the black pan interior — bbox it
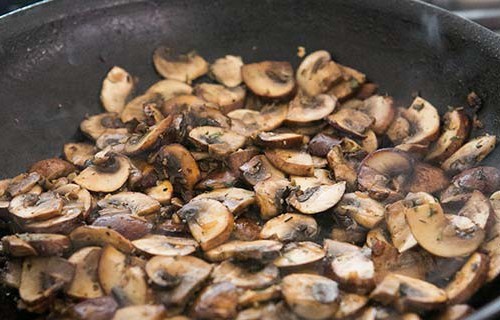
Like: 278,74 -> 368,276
0,0 -> 499,319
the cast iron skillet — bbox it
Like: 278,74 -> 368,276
0,0 -> 499,319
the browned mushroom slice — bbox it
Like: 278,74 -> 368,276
195,169 -> 238,191
435,304 -> 474,320
308,132 -> 342,157
113,265 -> 151,305
227,147 -> 260,177
240,155 -> 286,186
176,199 -> 234,250
457,191 -> 493,229
68,296 -> 118,320
406,162 -> 449,193
228,103 -> 288,137
254,178 -> 291,219
98,245 -> 127,295
98,192 -> 160,216
385,201 -> 417,253
70,225 -> 134,253
441,135 -> 496,174
153,47 -> 208,82
190,282 -> 239,319
147,79 -> 194,100
361,130 -> 379,153
233,217 -> 262,241
370,273 -> 447,312
193,188 -> 255,215
92,213 -> 152,240
0,260 -> 22,289
132,234 -> 198,256
123,116 -> 173,155
242,61 -> 295,98
95,132 -> 129,153
238,285 -> 281,308
205,240 -> 282,262
286,94 -> 337,124
74,154 -> 131,193
260,213 -> 318,242
335,191 -> 385,228
194,83 -> 246,114
425,109 -> 470,163
399,97 -> 440,144
327,146 -> 358,190
6,172 -> 41,197
66,246 -> 103,299
210,55 -> 244,87
80,112 -> 127,140
386,112 -> 411,145
324,239 -> 375,293
291,169 -> 334,190
144,180 -> 173,205
296,50 -> 342,96
159,93 -> 204,114
274,241 -> 325,268
445,252 -> 488,304
113,305 -> 165,320
358,95 -> 396,134
289,182 -> 346,215
8,192 -> 64,222
63,142 -> 96,167
441,166 -> 500,204
327,108 -> 373,138
489,190 -> 500,237
2,233 -> 70,257
120,92 -> 159,123
100,66 -> 135,114
394,143 -> 428,159
29,158 -> 75,181
404,202 -> 484,258
189,126 -> 247,159
255,131 -> 304,149
357,148 -> 413,201
265,149 -> 314,176
19,256 -> 75,306
282,273 -> 339,320
212,260 -> 279,289
334,293 -> 368,319
482,235 -> 500,282
236,302 -> 298,320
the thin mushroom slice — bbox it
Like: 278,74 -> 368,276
441,166 -> 500,204
100,66 -> 135,114
282,273 -> 339,320
97,192 -> 160,216
98,245 -> 127,295
400,97 -> 440,144
286,94 -> 337,124
210,55 -> 244,87
386,111 -> 412,145
327,108 -> 373,138
212,260 -> 279,289
236,302 -> 298,320
291,168 -> 335,190
146,79 -> 194,99
406,162 -> 449,193
176,199 -> 234,251
205,240 -> 283,262
194,83 -> 246,114
435,305 -> 474,320
308,132 -> 342,157
2,233 -> 70,257
238,285 -> 282,307
112,305 -> 165,320
0,260 -> 22,289
335,191 -> 385,229
153,47 -> 208,83
327,145 -> 358,190
92,213 -> 152,240
359,95 -> 395,134
385,201 -> 417,253
74,154 -> 131,193
482,235 -> 500,282
63,142 -> 96,167
265,149 -> 314,176
123,115 -> 173,155
8,192 -> 64,222
274,241 -> 325,268
457,190 -> 493,229
404,202 -> 485,258
66,246 -> 103,299
192,187 -> 255,215
296,50 -> 342,96
145,180 -> 173,205
29,158 -> 75,180
228,103 -> 288,137
239,155 -> 286,186
113,265 -> 151,305
132,234 -> 198,256
95,131 -> 130,152
255,131 -> 305,149
241,61 -> 295,98
80,112 -> 127,141
188,126 -> 247,159
288,182 -> 346,215
191,282 -> 239,319
6,172 -> 41,197
69,225 -> 134,253
334,293 -> 369,319
441,135 -> 497,174
260,213 -> 318,242
445,252 -> 489,304
254,178 -> 291,220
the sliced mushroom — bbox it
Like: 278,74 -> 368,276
441,135 -> 496,174
274,241 -> 325,268
69,296 -> 119,320
406,162 -> 449,193
153,47 -> 208,83
289,182 -> 346,215
359,95 -> 395,135
457,191 -> 492,229
291,169 -> 334,190
95,132 -> 130,152
192,188 -> 255,215
327,108 -> 373,138
260,213 -> 318,242
2,233 -> 70,257
238,285 -> 282,308
194,83 -> 246,114
210,55 -> 244,87
335,191 -> 385,228
441,166 -> 500,204
66,246 -> 103,299
123,116 -> 173,155
205,240 -> 282,262
394,143 -> 428,159
255,131 -> 305,149
265,149 -> 314,176
228,103 -> 288,137
240,155 -> 286,186
232,217 -> 262,241
242,61 -> 295,98
296,50 -> 342,96
227,147 -> 260,177
0,260 -> 22,289
489,190 -> 500,237
482,235 -> 500,282
308,132 -> 342,157
100,66 -> 135,114
98,245 -> 127,295
177,199 -> 234,250
92,213 -> 152,240
425,109 -> 470,163
435,304 -> 474,320
190,282 -> 239,319
113,265 -> 151,305
132,234 -> 198,256
400,97 -> 440,144
334,292 -> 368,319
8,192 -> 64,222
7,172 -> 41,197
254,178 -> 291,219
385,201 -> 417,253
286,94 -> 336,124
112,305 -> 165,320
386,112 -> 411,145
74,154 -> 131,193
212,260 -> 279,289
29,158 -> 75,180
327,146 -> 358,190
63,142 -> 96,167
282,273 -> 339,320
98,192 -> 160,216
80,113 -> 127,141
361,129 -> 379,153
121,92 -> 163,123
189,126 -> 247,159
404,202 -> 485,257
445,252 -> 488,304
236,302 -> 298,320
69,226 -> 134,253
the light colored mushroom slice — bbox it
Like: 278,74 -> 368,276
445,252 -> 488,304
160,93 -> 204,114
274,241 -> 325,268
327,108 -> 373,138
482,235 -> 500,282
194,83 -> 246,114
255,131 -> 304,149
296,50 -> 342,96
98,245 -> 127,295
8,192 -> 64,222
19,256 -> 75,305
153,47 -> 208,82
291,169 -> 334,190
74,154 -> 131,193
145,180 -> 173,205
123,116 -> 173,155
361,129 -> 379,153
210,55 -> 244,87
228,103 -> 288,137
238,285 -> 282,307
395,143 -> 428,159
334,293 -> 368,319
242,61 -> 295,98
282,273 -> 339,320
386,112 -> 411,145
289,182 -> 346,215
112,265 -> 151,305
370,273 -> 447,312
442,166 -> 500,204
335,191 -> 385,228
29,158 -> 75,180
146,79 -> 194,99
265,149 -> 314,176
324,239 -> 375,293
80,112 -> 127,141
286,94 -> 337,124
260,213 -> 318,242
100,66 -> 135,114
112,305 -> 165,320
191,282 -> 239,319
457,190 -> 493,229
205,240 -> 283,262
70,226 -> 134,253
425,109 -> 470,163
404,202 -> 484,258
327,145 -> 358,190
400,97 -> 440,144
176,199 -> 234,251
236,302 -> 298,320
95,132 -> 129,152
98,192 -> 160,216
132,234 -> 198,256
385,201 -> 417,253
240,155 -> 286,186
2,233 -> 70,257
435,304 -> 474,320
357,148 -> 413,201
6,172 -> 41,197
490,190 -> 500,237
63,142 -> 96,167
441,135 -> 496,174
193,187 -> 255,215
0,260 -> 22,289
407,162 -> 449,193
254,178 -> 291,220
212,260 -> 279,289
188,126 -> 247,159
66,246 -> 103,299
359,95 -> 395,134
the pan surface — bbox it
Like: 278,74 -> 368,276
0,0 -> 499,319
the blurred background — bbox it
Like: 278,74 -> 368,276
1,0 -> 500,33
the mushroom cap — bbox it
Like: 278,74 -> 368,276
100,66 -> 135,114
